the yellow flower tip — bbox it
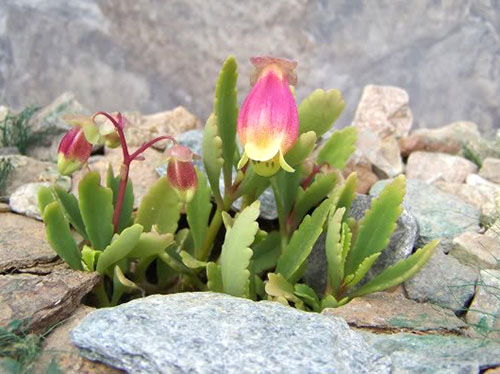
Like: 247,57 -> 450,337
237,152 -> 249,170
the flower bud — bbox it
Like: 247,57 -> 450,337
237,56 -> 299,177
57,127 -> 92,176
165,145 -> 198,202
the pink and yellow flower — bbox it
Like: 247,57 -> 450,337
165,144 -> 198,202
57,126 -> 92,176
237,56 -> 299,177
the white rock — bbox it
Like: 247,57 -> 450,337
451,231 -> 500,270
479,158 -> 500,184
406,151 -> 477,183
9,182 -> 51,220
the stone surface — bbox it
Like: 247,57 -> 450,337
3,1 -> 499,132
0,155 -> 67,200
305,194 -> 418,294
406,151 -> 478,183
0,264 -> 99,333
8,182 -> 50,220
399,121 -> 480,157
404,245 -> 478,313
0,202 -> 9,212
322,292 -> 467,335
125,107 -> 201,149
370,179 -> 481,244
0,147 -> 20,155
342,155 -> 378,194
35,306 -> 123,374
480,158 -> 500,184
352,85 -> 412,138
363,332 -> 500,374
71,292 -> 391,374
451,231 -> 500,270
0,212 -> 56,272
466,269 -> 500,339
356,130 -> 403,178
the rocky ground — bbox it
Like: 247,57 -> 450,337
1,87 -> 500,373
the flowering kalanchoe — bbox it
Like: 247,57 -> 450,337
165,144 -> 198,202
63,114 -> 122,148
237,56 -> 299,177
57,126 -> 92,176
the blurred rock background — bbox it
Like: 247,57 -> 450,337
0,0 -> 499,132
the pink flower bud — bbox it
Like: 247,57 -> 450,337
165,145 -> 198,202
237,56 -> 299,177
57,127 -> 92,176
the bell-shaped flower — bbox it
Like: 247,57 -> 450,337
57,126 -> 92,176
165,144 -> 198,202
237,56 -> 299,177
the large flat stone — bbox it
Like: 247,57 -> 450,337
450,231 -> 500,270
0,212 -> 56,272
71,292 -> 391,374
322,292 -> 467,335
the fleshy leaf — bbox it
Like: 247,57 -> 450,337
111,265 -> 143,305
344,175 -> 405,276
325,207 -> 346,295
37,186 -> 56,216
135,178 -> 181,234
219,201 -> 260,297
298,89 -> 345,137
348,240 -> 439,299
274,167 -> 302,219
180,251 -> 208,269
186,169 -> 212,259
340,222 -> 352,269
206,262 -> 223,292
343,252 -> 381,289
276,197 -> 333,281
293,172 -> 338,226
284,131 -> 317,167
265,273 -> 305,309
214,56 -> 238,187
81,245 -> 99,272
294,283 -> 321,312
52,185 -> 88,240
252,231 -> 281,273
78,171 -> 114,250
336,172 -> 358,221
96,224 -> 143,274
202,114 -> 224,201
317,127 -> 358,169
106,165 -> 134,233
42,202 -> 82,270
128,231 -> 174,258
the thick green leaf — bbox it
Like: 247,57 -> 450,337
252,231 -> 281,273
348,240 -> 439,299
81,245 -> 99,272
78,171 -> 114,250
214,56 -> 238,186
52,185 -> 88,240
274,167 -> 302,218
340,222 -> 352,269
106,165 -> 134,233
294,283 -> 321,312
219,201 -> 260,297
284,131 -> 317,167
265,273 -> 297,300
317,127 -> 358,170
344,252 -> 381,289
325,207 -> 346,295
42,202 -> 82,270
186,169 -> 212,259
180,251 -> 208,269
111,265 -> 143,305
321,294 -> 349,310
202,114 -> 224,201
336,172 -> 358,221
206,262 -> 223,292
344,175 -> 405,276
135,177 -> 181,234
276,197 -> 333,281
298,89 -> 345,137
294,172 -> 338,226
37,186 -> 56,216
128,231 -> 173,258
96,224 -> 143,274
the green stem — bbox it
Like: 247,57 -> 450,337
199,208 -> 223,261
95,280 -> 110,307
270,177 -> 288,252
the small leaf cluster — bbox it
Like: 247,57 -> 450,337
37,56 -> 437,309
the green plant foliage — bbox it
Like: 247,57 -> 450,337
0,106 -> 40,154
348,240 -> 439,299
335,172 -> 358,221
106,166 -> 134,233
294,283 -> 321,312
52,185 -> 88,240
344,175 -> 405,276
41,201 -> 82,270
325,207 -> 346,295
317,127 -> 358,169
214,56 -> 238,186
265,273 -> 305,309
81,245 -> 98,272
274,168 -> 302,219
112,265 -> 143,305
206,262 -> 223,292
219,201 -> 260,297
252,231 -> 281,274
202,114 -> 224,201
78,171 -> 114,250
298,89 -> 345,137
186,169 -> 212,259
0,158 -> 13,197
276,197 -> 333,281
284,131 -> 317,167
343,252 -> 381,289
135,177 -> 181,234
128,231 -> 174,258
37,185 -> 56,215
96,224 -> 143,274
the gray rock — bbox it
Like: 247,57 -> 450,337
363,332 -> 500,374
370,179 -> 480,244
0,147 -> 20,155
71,292 -> 391,374
305,194 -> 418,295
404,245 -> 478,313
2,2 -> 500,133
